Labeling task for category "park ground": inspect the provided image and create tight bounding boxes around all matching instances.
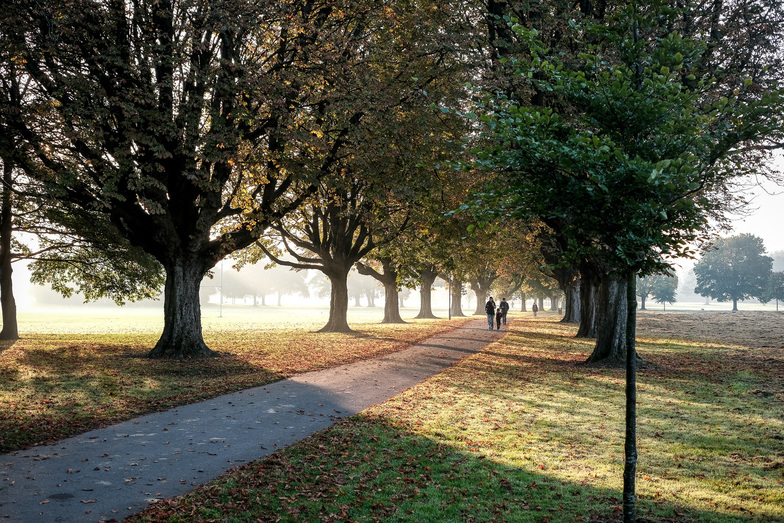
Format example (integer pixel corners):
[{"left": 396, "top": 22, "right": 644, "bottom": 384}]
[{"left": 2, "top": 308, "right": 783, "bottom": 521}]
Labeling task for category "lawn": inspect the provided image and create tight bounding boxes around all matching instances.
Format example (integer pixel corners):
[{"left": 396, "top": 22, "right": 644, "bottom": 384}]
[
  {"left": 2, "top": 309, "right": 783, "bottom": 521},
  {"left": 126, "top": 312, "right": 783, "bottom": 522}
]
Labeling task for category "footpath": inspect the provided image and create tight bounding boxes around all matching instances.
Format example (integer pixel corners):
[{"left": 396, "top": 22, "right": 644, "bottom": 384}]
[{"left": 0, "top": 318, "right": 505, "bottom": 522}]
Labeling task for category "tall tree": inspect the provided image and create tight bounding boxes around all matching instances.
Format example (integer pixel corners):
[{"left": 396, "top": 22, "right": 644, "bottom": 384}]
[
  {"left": 694, "top": 234, "right": 773, "bottom": 311},
  {"left": 3, "top": 0, "right": 435, "bottom": 357},
  {"left": 467, "top": 4, "right": 784, "bottom": 519}
]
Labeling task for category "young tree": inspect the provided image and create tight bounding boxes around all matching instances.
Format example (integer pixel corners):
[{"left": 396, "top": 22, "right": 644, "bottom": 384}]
[{"left": 694, "top": 234, "right": 774, "bottom": 311}]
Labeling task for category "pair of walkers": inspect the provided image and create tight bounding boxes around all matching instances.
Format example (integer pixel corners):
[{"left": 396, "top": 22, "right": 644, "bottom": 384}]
[{"left": 484, "top": 297, "right": 509, "bottom": 330}]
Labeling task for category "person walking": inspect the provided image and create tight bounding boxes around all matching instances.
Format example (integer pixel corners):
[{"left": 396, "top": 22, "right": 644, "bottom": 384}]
[
  {"left": 499, "top": 298, "right": 509, "bottom": 325},
  {"left": 495, "top": 306, "right": 503, "bottom": 330},
  {"left": 485, "top": 297, "right": 496, "bottom": 330},
  {"left": 532, "top": 302, "right": 538, "bottom": 317}
]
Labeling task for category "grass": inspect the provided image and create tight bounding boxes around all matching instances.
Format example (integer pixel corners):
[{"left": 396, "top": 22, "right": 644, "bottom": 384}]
[
  {"left": 125, "top": 316, "right": 783, "bottom": 522},
  {"left": 3, "top": 308, "right": 783, "bottom": 521}
]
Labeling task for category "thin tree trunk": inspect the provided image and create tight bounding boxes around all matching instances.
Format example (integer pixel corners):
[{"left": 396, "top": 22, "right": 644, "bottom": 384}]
[
  {"left": 623, "top": 272, "right": 638, "bottom": 522},
  {"left": 414, "top": 269, "right": 438, "bottom": 319},
  {"left": 149, "top": 259, "right": 216, "bottom": 359},
  {"left": 0, "top": 159, "right": 18, "bottom": 340},
  {"left": 639, "top": 293, "right": 646, "bottom": 310},
  {"left": 520, "top": 291, "right": 527, "bottom": 312}
]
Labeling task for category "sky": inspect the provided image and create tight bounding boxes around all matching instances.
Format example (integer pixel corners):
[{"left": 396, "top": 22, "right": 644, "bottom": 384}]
[
  {"left": 728, "top": 182, "right": 784, "bottom": 254},
  {"left": 727, "top": 154, "right": 784, "bottom": 254}
]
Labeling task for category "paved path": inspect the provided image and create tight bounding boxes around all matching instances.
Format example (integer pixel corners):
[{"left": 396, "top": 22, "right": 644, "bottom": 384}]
[{"left": 0, "top": 319, "right": 505, "bottom": 522}]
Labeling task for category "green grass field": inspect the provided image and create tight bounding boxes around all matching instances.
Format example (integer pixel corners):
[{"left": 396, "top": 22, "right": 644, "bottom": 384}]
[{"left": 3, "top": 309, "right": 783, "bottom": 521}]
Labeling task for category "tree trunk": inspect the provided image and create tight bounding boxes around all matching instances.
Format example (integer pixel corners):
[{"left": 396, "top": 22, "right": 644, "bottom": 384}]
[
  {"left": 538, "top": 296, "right": 545, "bottom": 313},
  {"left": 623, "top": 272, "right": 638, "bottom": 522},
  {"left": 450, "top": 279, "right": 465, "bottom": 317},
  {"left": 382, "top": 280, "right": 405, "bottom": 323},
  {"left": 148, "top": 259, "right": 216, "bottom": 359},
  {"left": 0, "top": 159, "right": 18, "bottom": 340},
  {"left": 585, "top": 274, "right": 628, "bottom": 365},
  {"left": 576, "top": 266, "right": 600, "bottom": 338},
  {"left": 414, "top": 268, "right": 438, "bottom": 319},
  {"left": 550, "top": 294, "right": 558, "bottom": 311},
  {"left": 561, "top": 279, "right": 580, "bottom": 323},
  {"left": 320, "top": 268, "right": 352, "bottom": 332},
  {"left": 639, "top": 293, "right": 646, "bottom": 310},
  {"left": 356, "top": 259, "right": 405, "bottom": 324},
  {"left": 520, "top": 291, "right": 527, "bottom": 312},
  {"left": 732, "top": 298, "right": 738, "bottom": 311}
]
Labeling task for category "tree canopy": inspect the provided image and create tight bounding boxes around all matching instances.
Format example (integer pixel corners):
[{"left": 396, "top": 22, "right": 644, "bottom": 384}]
[{"left": 694, "top": 234, "right": 773, "bottom": 310}]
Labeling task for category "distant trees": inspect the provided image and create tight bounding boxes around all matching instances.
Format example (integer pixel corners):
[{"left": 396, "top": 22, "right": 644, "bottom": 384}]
[
  {"left": 762, "top": 271, "right": 784, "bottom": 311},
  {"left": 694, "top": 235, "right": 773, "bottom": 311},
  {"left": 637, "top": 274, "right": 678, "bottom": 310}
]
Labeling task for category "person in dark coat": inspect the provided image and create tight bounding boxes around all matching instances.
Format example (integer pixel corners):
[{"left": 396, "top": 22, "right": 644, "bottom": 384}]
[
  {"left": 499, "top": 298, "right": 509, "bottom": 325},
  {"left": 485, "top": 297, "right": 496, "bottom": 330}
]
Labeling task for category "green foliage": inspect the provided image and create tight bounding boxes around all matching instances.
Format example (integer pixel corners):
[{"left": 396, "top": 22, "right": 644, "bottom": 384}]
[
  {"left": 761, "top": 271, "right": 784, "bottom": 304},
  {"left": 469, "top": 3, "right": 784, "bottom": 276},
  {"left": 638, "top": 273, "right": 678, "bottom": 306},
  {"left": 694, "top": 234, "right": 773, "bottom": 308}
]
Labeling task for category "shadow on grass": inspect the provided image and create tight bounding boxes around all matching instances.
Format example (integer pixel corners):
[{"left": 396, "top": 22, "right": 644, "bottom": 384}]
[{"left": 129, "top": 413, "right": 738, "bottom": 523}]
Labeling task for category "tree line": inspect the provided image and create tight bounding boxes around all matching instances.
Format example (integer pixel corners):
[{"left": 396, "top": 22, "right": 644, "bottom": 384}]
[
  {"left": 2, "top": 3, "right": 784, "bottom": 518},
  {"left": 1, "top": 0, "right": 782, "bottom": 357}
]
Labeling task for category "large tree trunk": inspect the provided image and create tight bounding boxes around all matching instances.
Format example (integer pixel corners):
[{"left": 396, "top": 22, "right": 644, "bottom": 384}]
[
  {"left": 414, "top": 268, "right": 438, "bottom": 319},
  {"left": 561, "top": 278, "right": 580, "bottom": 323},
  {"left": 0, "top": 159, "right": 18, "bottom": 341},
  {"left": 585, "top": 274, "right": 628, "bottom": 365},
  {"left": 320, "top": 268, "right": 352, "bottom": 332},
  {"left": 382, "top": 280, "right": 405, "bottom": 323},
  {"left": 450, "top": 279, "right": 465, "bottom": 317},
  {"left": 469, "top": 273, "right": 498, "bottom": 315},
  {"left": 149, "top": 259, "right": 216, "bottom": 359},
  {"left": 623, "top": 272, "right": 639, "bottom": 522},
  {"left": 356, "top": 259, "right": 405, "bottom": 324},
  {"left": 549, "top": 294, "right": 559, "bottom": 311},
  {"left": 576, "top": 264, "right": 600, "bottom": 338}
]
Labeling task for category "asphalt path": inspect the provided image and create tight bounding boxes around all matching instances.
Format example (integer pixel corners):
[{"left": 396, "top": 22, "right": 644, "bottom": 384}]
[{"left": 0, "top": 318, "right": 506, "bottom": 522}]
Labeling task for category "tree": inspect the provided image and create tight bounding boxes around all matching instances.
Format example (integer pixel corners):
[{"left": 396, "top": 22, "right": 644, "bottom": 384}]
[
  {"left": 637, "top": 273, "right": 678, "bottom": 310},
  {"left": 3, "top": 0, "right": 469, "bottom": 356},
  {"left": 694, "top": 234, "right": 773, "bottom": 311},
  {"left": 761, "top": 271, "right": 784, "bottom": 311},
  {"left": 467, "top": 3, "right": 784, "bottom": 519}
]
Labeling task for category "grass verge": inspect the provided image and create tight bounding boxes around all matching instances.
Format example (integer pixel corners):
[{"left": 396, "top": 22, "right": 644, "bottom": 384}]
[{"left": 128, "top": 317, "right": 784, "bottom": 522}]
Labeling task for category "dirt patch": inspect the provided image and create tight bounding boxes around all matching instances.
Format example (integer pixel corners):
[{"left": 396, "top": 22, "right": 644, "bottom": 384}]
[{"left": 635, "top": 310, "right": 784, "bottom": 349}]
